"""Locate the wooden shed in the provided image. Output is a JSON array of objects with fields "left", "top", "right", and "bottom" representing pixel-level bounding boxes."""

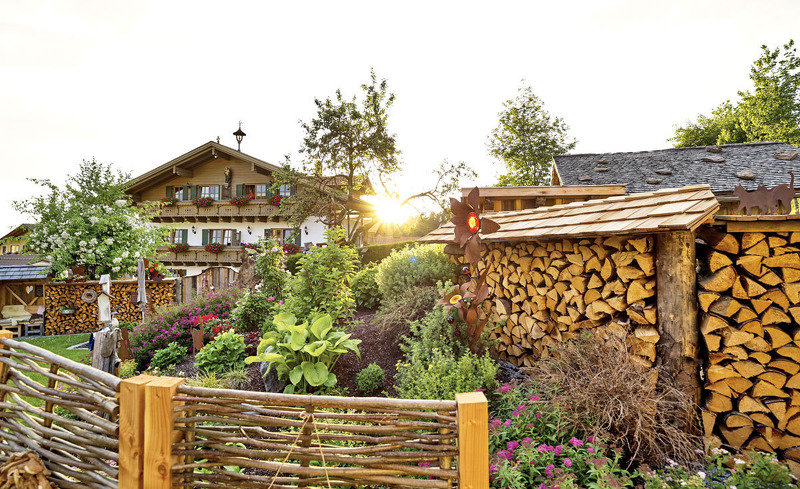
[
  {"left": 0, "top": 262, "right": 49, "bottom": 336},
  {"left": 421, "top": 184, "right": 719, "bottom": 402}
]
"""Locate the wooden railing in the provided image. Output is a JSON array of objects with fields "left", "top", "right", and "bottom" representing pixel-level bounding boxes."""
[
  {"left": 119, "top": 376, "right": 489, "bottom": 489},
  {"left": 157, "top": 246, "right": 242, "bottom": 266},
  {"left": 154, "top": 201, "right": 283, "bottom": 223}
]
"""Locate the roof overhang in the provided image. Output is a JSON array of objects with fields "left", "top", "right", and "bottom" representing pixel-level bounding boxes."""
[
  {"left": 422, "top": 185, "right": 719, "bottom": 244},
  {"left": 460, "top": 185, "right": 626, "bottom": 199}
]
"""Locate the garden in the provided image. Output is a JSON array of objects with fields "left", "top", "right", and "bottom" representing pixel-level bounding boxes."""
[{"left": 119, "top": 226, "right": 799, "bottom": 488}]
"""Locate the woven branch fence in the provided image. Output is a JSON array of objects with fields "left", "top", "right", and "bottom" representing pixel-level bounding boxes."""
[{"left": 0, "top": 332, "right": 121, "bottom": 489}]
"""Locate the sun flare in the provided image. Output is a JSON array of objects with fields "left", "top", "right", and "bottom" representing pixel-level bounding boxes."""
[{"left": 364, "top": 195, "right": 412, "bottom": 225}]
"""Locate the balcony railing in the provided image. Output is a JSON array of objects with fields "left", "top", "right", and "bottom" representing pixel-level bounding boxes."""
[
  {"left": 152, "top": 201, "right": 286, "bottom": 223},
  {"left": 157, "top": 246, "right": 243, "bottom": 266}
]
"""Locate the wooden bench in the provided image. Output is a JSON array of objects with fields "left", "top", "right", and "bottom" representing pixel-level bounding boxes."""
[{"left": 0, "top": 305, "right": 30, "bottom": 338}]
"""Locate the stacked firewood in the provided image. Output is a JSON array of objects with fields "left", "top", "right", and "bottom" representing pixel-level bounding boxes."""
[
  {"left": 469, "top": 236, "right": 659, "bottom": 368},
  {"left": 45, "top": 281, "right": 175, "bottom": 335},
  {"left": 698, "top": 228, "right": 800, "bottom": 462}
]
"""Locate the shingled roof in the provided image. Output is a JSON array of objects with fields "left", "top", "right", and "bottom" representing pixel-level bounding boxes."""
[
  {"left": 420, "top": 185, "right": 718, "bottom": 243},
  {"left": 553, "top": 142, "right": 800, "bottom": 195},
  {"left": 0, "top": 265, "right": 49, "bottom": 281}
]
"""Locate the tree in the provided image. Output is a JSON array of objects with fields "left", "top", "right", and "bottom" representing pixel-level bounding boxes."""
[
  {"left": 13, "top": 159, "right": 167, "bottom": 280},
  {"left": 671, "top": 40, "right": 800, "bottom": 147},
  {"left": 488, "top": 84, "right": 577, "bottom": 186}
]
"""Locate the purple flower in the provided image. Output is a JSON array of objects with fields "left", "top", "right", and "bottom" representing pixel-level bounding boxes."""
[
  {"left": 529, "top": 395, "right": 540, "bottom": 401},
  {"left": 569, "top": 437, "right": 584, "bottom": 447},
  {"left": 497, "top": 384, "right": 512, "bottom": 392},
  {"left": 490, "top": 419, "right": 502, "bottom": 428},
  {"left": 503, "top": 419, "right": 512, "bottom": 428},
  {"left": 536, "top": 413, "right": 542, "bottom": 419},
  {"left": 537, "top": 444, "right": 549, "bottom": 452},
  {"left": 538, "top": 484, "right": 547, "bottom": 489},
  {"left": 587, "top": 435, "right": 596, "bottom": 442},
  {"left": 521, "top": 437, "right": 532, "bottom": 445},
  {"left": 563, "top": 458, "right": 573, "bottom": 468},
  {"left": 489, "top": 465, "right": 499, "bottom": 473},
  {"left": 553, "top": 445, "right": 563, "bottom": 456},
  {"left": 544, "top": 464, "right": 554, "bottom": 477},
  {"left": 507, "top": 441, "right": 519, "bottom": 451}
]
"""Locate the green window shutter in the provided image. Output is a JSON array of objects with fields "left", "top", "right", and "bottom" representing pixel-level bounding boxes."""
[
  {"left": 265, "top": 229, "right": 272, "bottom": 238},
  {"left": 235, "top": 184, "right": 243, "bottom": 197},
  {"left": 181, "top": 229, "right": 188, "bottom": 244},
  {"left": 183, "top": 185, "right": 190, "bottom": 201},
  {"left": 190, "top": 186, "right": 198, "bottom": 200},
  {"left": 294, "top": 233, "right": 301, "bottom": 247},
  {"left": 201, "top": 229, "right": 209, "bottom": 246},
  {"left": 165, "top": 186, "right": 173, "bottom": 198},
  {"left": 265, "top": 185, "right": 273, "bottom": 198}
]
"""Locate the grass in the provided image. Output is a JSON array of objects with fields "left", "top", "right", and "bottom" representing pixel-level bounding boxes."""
[{"left": 13, "top": 333, "right": 90, "bottom": 407}]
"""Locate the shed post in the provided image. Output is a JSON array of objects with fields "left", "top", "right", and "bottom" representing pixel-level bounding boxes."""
[{"left": 655, "top": 230, "right": 701, "bottom": 404}]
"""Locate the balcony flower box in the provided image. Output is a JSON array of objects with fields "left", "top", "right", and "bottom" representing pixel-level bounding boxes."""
[
  {"left": 161, "top": 197, "right": 178, "bottom": 207},
  {"left": 204, "top": 243, "right": 225, "bottom": 254},
  {"left": 168, "top": 243, "right": 190, "bottom": 253},
  {"left": 193, "top": 197, "right": 215, "bottom": 208},
  {"left": 230, "top": 196, "right": 251, "bottom": 207}
]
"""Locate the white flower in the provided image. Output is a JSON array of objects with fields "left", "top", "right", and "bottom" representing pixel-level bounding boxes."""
[
  {"left": 112, "top": 266, "right": 120, "bottom": 272},
  {"left": 61, "top": 231, "right": 69, "bottom": 238},
  {"left": 271, "top": 247, "right": 278, "bottom": 252},
  {"left": 105, "top": 238, "right": 114, "bottom": 245},
  {"left": 89, "top": 216, "right": 99, "bottom": 224},
  {"left": 113, "top": 257, "right": 122, "bottom": 264},
  {"left": 89, "top": 238, "right": 98, "bottom": 246},
  {"left": 115, "top": 199, "right": 127, "bottom": 207},
  {"left": 734, "top": 458, "right": 745, "bottom": 465},
  {"left": 79, "top": 240, "right": 87, "bottom": 247},
  {"left": 122, "top": 251, "right": 130, "bottom": 258},
  {"left": 697, "top": 471, "right": 705, "bottom": 479},
  {"left": 134, "top": 251, "right": 140, "bottom": 258}
]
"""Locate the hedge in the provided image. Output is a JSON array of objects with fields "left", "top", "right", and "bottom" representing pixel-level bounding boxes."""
[{"left": 357, "top": 240, "right": 418, "bottom": 265}]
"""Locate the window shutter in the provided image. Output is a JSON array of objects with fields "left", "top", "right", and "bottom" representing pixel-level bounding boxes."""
[
  {"left": 165, "top": 186, "right": 173, "bottom": 198},
  {"left": 231, "top": 230, "right": 241, "bottom": 246},
  {"left": 201, "top": 229, "right": 209, "bottom": 246},
  {"left": 294, "top": 233, "right": 301, "bottom": 247},
  {"left": 235, "top": 184, "right": 243, "bottom": 197},
  {"left": 181, "top": 229, "right": 188, "bottom": 244},
  {"left": 265, "top": 229, "right": 272, "bottom": 238},
  {"left": 265, "top": 185, "right": 273, "bottom": 198},
  {"left": 290, "top": 184, "right": 297, "bottom": 196},
  {"left": 190, "top": 186, "right": 198, "bottom": 200},
  {"left": 183, "top": 185, "right": 190, "bottom": 201}
]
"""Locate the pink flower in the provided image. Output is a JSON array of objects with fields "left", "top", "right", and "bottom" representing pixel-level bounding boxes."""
[
  {"left": 489, "top": 465, "right": 499, "bottom": 473},
  {"left": 498, "top": 384, "right": 512, "bottom": 392},
  {"left": 503, "top": 419, "right": 512, "bottom": 428},
  {"left": 490, "top": 419, "right": 502, "bottom": 428},
  {"left": 521, "top": 437, "right": 533, "bottom": 445},
  {"left": 544, "top": 463, "right": 554, "bottom": 477},
  {"left": 536, "top": 412, "right": 542, "bottom": 419},
  {"left": 569, "top": 437, "right": 584, "bottom": 447},
  {"left": 587, "top": 447, "right": 595, "bottom": 453},
  {"left": 553, "top": 445, "right": 563, "bottom": 456},
  {"left": 563, "top": 457, "right": 573, "bottom": 468},
  {"left": 507, "top": 441, "right": 519, "bottom": 451},
  {"left": 587, "top": 435, "right": 596, "bottom": 442},
  {"left": 529, "top": 395, "right": 540, "bottom": 401}
]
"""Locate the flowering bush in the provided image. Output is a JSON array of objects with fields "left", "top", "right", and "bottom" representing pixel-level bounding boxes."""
[
  {"left": 161, "top": 197, "right": 178, "bottom": 206},
  {"left": 283, "top": 242, "right": 300, "bottom": 254},
  {"left": 642, "top": 447, "right": 796, "bottom": 488},
  {"left": 230, "top": 196, "right": 251, "bottom": 206},
  {"left": 488, "top": 382, "right": 633, "bottom": 488},
  {"left": 252, "top": 238, "right": 288, "bottom": 300},
  {"left": 13, "top": 159, "right": 166, "bottom": 279},
  {"left": 193, "top": 197, "right": 215, "bottom": 207},
  {"left": 268, "top": 195, "right": 282, "bottom": 206},
  {"left": 241, "top": 242, "right": 262, "bottom": 252},
  {"left": 168, "top": 243, "right": 190, "bottom": 253},
  {"left": 204, "top": 243, "right": 225, "bottom": 253},
  {"left": 130, "top": 289, "right": 242, "bottom": 370}
]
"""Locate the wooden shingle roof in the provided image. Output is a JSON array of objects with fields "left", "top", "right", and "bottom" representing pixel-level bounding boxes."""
[{"left": 420, "top": 185, "right": 718, "bottom": 243}]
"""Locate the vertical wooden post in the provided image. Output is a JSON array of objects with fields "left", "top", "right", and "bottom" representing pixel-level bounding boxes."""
[
  {"left": 656, "top": 231, "right": 701, "bottom": 405},
  {"left": 143, "top": 377, "right": 184, "bottom": 489},
  {"left": 438, "top": 410, "right": 453, "bottom": 486},
  {"left": 455, "top": 391, "right": 488, "bottom": 489},
  {"left": 119, "top": 375, "right": 154, "bottom": 489}
]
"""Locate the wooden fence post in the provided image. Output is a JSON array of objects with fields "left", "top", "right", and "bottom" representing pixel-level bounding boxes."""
[
  {"left": 455, "top": 391, "right": 488, "bottom": 489},
  {"left": 144, "top": 377, "right": 185, "bottom": 489},
  {"left": 119, "top": 375, "right": 154, "bottom": 489}
]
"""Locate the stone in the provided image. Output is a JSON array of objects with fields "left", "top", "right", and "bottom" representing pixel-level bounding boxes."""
[
  {"left": 655, "top": 168, "right": 673, "bottom": 175},
  {"left": 706, "top": 146, "right": 722, "bottom": 153},
  {"left": 596, "top": 159, "right": 608, "bottom": 164},
  {"left": 578, "top": 175, "right": 593, "bottom": 182},
  {"left": 775, "top": 150, "right": 799, "bottom": 161},
  {"left": 497, "top": 360, "right": 525, "bottom": 383},
  {"left": 595, "top": 167, "right": 609, "bottom": 172},
  {"left": 701, "top": 156, "right": 725, "bottom": 163},
  {"left": 736, "top": 170, "right": 754, "bottom": 180},
  {"left": 259, "top": 360, "right": 287, "bottom": 393},
  {"left": 646, "top": 178, "right": 663, "bottom": 185}
]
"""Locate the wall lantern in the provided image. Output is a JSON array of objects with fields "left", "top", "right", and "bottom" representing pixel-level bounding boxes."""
[
  {"left": 191, "top": 226, "right": 196, "bottom": 234},
  {"left": 247, "top": 226, "right": 252, "bottom": 235},
  {"left": 304, "top": 226, "right": 309, "bottom": 235}
]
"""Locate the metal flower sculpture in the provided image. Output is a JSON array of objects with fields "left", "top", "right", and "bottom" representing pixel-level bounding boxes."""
[
  {"left": 451, "top": 187, "right": 500, "bottom": 269},
  {"left": 438, "top": 271, "right": 493, "bottom": 353}
]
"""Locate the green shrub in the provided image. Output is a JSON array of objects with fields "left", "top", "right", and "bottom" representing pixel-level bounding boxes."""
[
  {"left": 186, "top": 371, "right": 227, "bottom": 389},
  {"left": 375, "top": 244, "right": 455, "bottom": 298},
  {"left": 283, "top": 227, "right": 359, "bottom": 321},
  {"left": 351, "top": 265, "right": 381, "bottom": 309},
  {"left": 285, "top": 253, "right": 303, "bottom": 275},
  {"left": 395, "top": 349, "right": 497, "bottom": 400},
  {"left": 373, "top": 285, "right": 440, "bottom": 334},
  {"left": 194, "top": 330, "right": 247, "bottom": 374},
  {"left": 400, "top": 304, "right": 472, "bottom": 364},
  {"left": 357, "top": 240, "right": 417, "bottom": 265},
  {"left": 246, "top": 312, "right": 361, "bottom": 394},
  {"left": 149, "top": 342, "right": 187, "bottom": 371},
  {"left": 118, "top": 359, "right": 138, "bottom": 379},
  {"left": 253, "top": 237, "right": 288, "bottom": 299},
  {"left": 221, "top": 366, "right": 250, "bottom": 390},
  {"left": 356, "top": 363, "right": 385, "bottom": 395},
  {"left": 230, "top": 288, "right": 280, "bottom": 332}
]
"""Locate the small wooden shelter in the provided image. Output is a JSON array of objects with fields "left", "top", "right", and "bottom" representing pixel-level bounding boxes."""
[{"left": 0, "top": 262, "right": 48, "bottom": 336}]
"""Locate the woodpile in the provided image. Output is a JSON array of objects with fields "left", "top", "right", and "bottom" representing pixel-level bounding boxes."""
[
  {"left": 698, "top": 228, "right": 800, "bottom": 463},
  {"left": 0, "top": 451, "right": 55, "bottom": 489},
  {"left": 471, "top": 236, "right": 659, "bottom": 368},
  {"left": 44, "top": 280, "right": 175, "bottom": 335}
]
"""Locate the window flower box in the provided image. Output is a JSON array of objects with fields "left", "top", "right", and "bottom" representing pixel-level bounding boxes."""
[
  {"left": 160, "top": 197, "right": 178, "bottom": 207},
  {"left": 204, "top": 243, "right": 225, "bottom": 254},
  {"left": 230, "top": 196, "right": 251, "bottom": 207},
  {"left": 168, "top": 243, "right": 190, "bottom": 253},
  {"left": 193, "top": 197, "right": 215, "bottom": 208}
]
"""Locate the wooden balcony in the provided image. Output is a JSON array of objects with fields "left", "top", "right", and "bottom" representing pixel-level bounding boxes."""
[
  {"left": 152, "top": 201, "right": 286, "bottom": 223},
  {"left": 157, "top": 246, "right": 243, "bottom": 267}
]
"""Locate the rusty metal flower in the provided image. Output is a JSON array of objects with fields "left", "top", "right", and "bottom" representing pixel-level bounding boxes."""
[
  {"left": 437, "top": 272, "right": 493, "bottom": 353},
  {"left": 451, "top": 187, "right": 499, "bottom": 268}
]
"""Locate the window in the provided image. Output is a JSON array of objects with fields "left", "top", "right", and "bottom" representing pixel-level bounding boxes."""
[
  {"left": 200, "top": 186, "right": 220, "bottom": 200},
  {"left": 174, "top": 187, "right": 184, "bottom": 201},
  {"left": 8, "top": 245, "right": 20, "bottom": 254},
  {"left": 279, "top": 184, "right": 293, "bottom": 197},
  {"left": 1, "top": 246, "right": 5, "bottom": 254},
  {"left": 172, "top": 230, "right": 185, "bottom": 244},
  {"left": 209, "top": 229, "right": 232, "bottom": 245},
  {"left": 282, "top": 229, "right": 293, "bottom": 243},
  {"left": 255, "top": 184, "right": 268, "bottom": 198}
]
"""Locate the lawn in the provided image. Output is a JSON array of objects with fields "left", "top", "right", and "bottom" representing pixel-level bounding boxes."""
[{"left": 14, "top": 333, "right": 90, "bottom": 407}]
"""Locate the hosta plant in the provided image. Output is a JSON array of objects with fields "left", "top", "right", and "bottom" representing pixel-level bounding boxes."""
[{"left": 246, "top": 312, "right": 361, "bottom": 394}]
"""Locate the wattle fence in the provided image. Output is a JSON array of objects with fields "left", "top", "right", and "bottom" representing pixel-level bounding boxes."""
[{"left": 0, "top": 331, "right": 489, "bottom": 489}]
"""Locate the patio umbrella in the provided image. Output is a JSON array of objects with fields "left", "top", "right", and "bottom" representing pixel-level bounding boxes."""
[{"left": 137, "top": 257, "right": 148, "bottom": 321}]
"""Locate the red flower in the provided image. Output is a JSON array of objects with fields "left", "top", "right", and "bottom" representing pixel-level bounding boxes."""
[{"left": 450, "top": 187, "right": 499, "bottom": 268}]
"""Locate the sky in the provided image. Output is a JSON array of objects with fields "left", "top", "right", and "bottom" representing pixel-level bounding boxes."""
[{"left": 2, "top": 0, "right": 799, "bottom": 234}]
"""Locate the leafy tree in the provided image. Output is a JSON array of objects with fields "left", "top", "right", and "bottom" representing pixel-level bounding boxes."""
[
  {"left": 488, "top": 84, "right": 577, "bottom": 186},
  {"left": 672, "top": 40, "right": 800, "bottom": 147},
  {"left": 13, "top": 159, "right": 166, "bottom": 279}
]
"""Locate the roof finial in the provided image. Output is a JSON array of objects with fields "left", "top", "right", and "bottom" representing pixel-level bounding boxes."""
[{"left": 233, "top": 121, "right": 246, "bottom": 151}]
